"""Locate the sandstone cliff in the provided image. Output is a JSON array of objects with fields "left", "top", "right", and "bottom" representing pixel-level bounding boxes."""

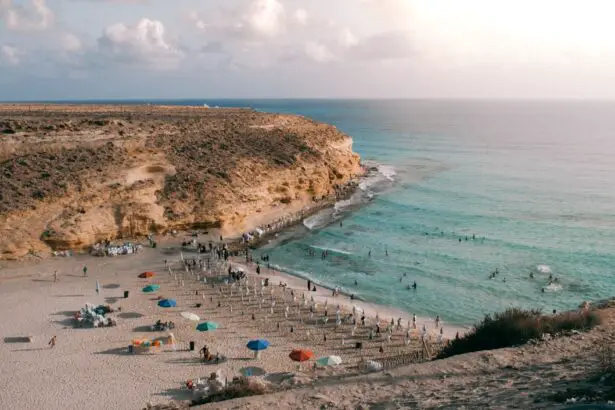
[{"left": 0, "top": 104, "right": 362, "bottom": 259}]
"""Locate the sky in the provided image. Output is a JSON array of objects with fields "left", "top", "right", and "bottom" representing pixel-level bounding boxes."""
[{"left": 2, "top": 0, "right": 615, "bottom": 100}]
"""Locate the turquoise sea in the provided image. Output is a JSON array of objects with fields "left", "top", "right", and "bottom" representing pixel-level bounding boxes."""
[{"left": 57, "top": 99, "right": 615, "bottom": 325}]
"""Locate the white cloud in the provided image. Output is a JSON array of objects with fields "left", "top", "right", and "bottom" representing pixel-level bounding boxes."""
[
  {"left": 59, "top": 32, "right": 82, "bottom": 53},
  {"left": 345, "top": 30, "right": 414, "bottom": 61},
  {"left": 304, "top": 41, "right": 334, "bottom": 63},
  {"left": 97, "top": 18, "right": 184, "bottom": 70},
  {"left": 1, "top": 44, "right": 21, "bottom": 66},
  {"left": 293, "top": 8, "right": 308, "bottom": 26},
  {"left": 241, "top": 0, "right": 285, "bottom": 38},
  {"left": 2, "top": 0, "right": 54, "bottom": 31},
  {"left": 339, "top": 28, "right": 358, "bottom": 48}
]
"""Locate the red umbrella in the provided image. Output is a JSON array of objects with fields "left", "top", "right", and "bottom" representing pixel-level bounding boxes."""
[
  {"left": 289, "top": 349, "right": 314, "bottom": 362},
  {"left": 139, "top": 271, "right": 155, "bottom": 278}
]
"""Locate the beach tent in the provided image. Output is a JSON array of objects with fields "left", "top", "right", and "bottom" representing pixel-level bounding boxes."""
[
  {"left": 142, "top": 285, "right": 160, "bottom": 293},
  {"left": 180, "top": 312, "right": 200, "bottom": 322},
  {"left": 246, "top": 339, "right": 269, "bottom": 351},
  {"left": 316, "top": 355, "right": 342, "bottom": 366},
  {"left": 289, "top": 349, "right": 314, "bottom": 362},
  {"left": 139, "top": 271, "right": 155, "bottom": 279},
  {"left": 158, "top": 299, "right": 176, "bottom": 308},
  {"left": 196, "top": 322, "right": 219, "bottom": 332}
]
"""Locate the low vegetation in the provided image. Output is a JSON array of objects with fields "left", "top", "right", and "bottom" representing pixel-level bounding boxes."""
[{"left": 437, "top": 308, "right": 601, "bottom": 359}]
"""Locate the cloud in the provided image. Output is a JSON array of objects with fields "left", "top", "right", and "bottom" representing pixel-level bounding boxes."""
[
  {"left": 1, "top": 44, "right": 21, "bottom": 66},
  {"left": 59, "top": 32, "right": 82, "bottom": 53},
  {"left": 96, "top": 18, "right": 184, "bottom": 70},
  {"left": 2, "top": 0, "right": 54, "bottom": 31},
  {"left": 345, "top": 30, "right": 414, "bottom": 61},
  {"left": 304, "top": 41, "right": 334, "bottom": 63},
  {"left": 242, "top": 0, "right": 285, "bottom": 37},
  {"left": 190, "top": 0, "right": 286, "bottom": 41},
  {"left": 293, "top": 8, "right": 308, "bottom": 26},
  {"left": 339, "top": 28, "right": 358, "bottom": 48}
]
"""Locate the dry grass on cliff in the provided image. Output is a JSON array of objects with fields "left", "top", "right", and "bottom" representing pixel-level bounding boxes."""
[{"left": 437, "top": 308, "right": 601, "bottom": 359}]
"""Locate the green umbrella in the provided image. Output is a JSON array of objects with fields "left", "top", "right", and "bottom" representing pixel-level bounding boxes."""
[
  {"left": 316, "top": 355, "right": 342, "bottom": 366},
  {"left": 142, "top": 284, "right": 160, "bottom": 293},
  {"left": 196, "top": 322, "right": 219, "bottom": 332}
]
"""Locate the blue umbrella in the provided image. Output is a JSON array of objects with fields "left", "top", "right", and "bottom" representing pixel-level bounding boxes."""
[
  {"left": 246, "top": 339, "right": 269, "bottom": 351},
  {"left": 158, "top": 299, "right": 176, "bottom": 308}
]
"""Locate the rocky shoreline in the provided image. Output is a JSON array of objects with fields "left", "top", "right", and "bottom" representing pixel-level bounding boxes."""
[{"left": 226, "top": 177, "right": 362, "bottom": 252}]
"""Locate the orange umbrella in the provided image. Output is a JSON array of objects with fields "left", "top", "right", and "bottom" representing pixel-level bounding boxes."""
[
  {"left": 139, "top": 271, "right": 155, "bottom": 278},
  {"left": 289, "top": 349, "right": 314, "bottom": 362}
]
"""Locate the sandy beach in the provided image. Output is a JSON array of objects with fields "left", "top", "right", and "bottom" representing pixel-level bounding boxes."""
[{"left": 0, "top": 237, "right": 457, "bottom": 410}]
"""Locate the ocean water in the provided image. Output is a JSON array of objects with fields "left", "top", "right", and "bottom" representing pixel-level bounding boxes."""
[{"left": 58, "top": 99, "right": 615, "bottom": 325}]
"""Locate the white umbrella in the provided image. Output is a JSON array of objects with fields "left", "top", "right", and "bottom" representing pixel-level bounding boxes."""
[
  {"left": 180, "top": 312, "right": 200, "bottom": 322},
  {"left": 316, "top": 355, "right": 342, "bottom": 366}
]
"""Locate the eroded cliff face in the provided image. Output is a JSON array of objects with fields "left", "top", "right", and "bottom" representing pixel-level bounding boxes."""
[{"left": 0, "top": 105, "right": 362, "bottom": 259}]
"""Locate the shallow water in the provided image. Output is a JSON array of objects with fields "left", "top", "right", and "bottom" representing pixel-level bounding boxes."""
[{"left": 68, "top": 99, "right": 615, "bottom": 326}]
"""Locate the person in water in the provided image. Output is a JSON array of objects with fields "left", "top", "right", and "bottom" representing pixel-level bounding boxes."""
[{"left": 412, "top": 281, "right": 417, "bottom": 289}]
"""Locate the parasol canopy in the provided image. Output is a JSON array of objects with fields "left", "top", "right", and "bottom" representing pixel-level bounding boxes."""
[
  {"left": 316, "top": 355, "right": 342, "bottom": 366},
  {"left": 180, "top": 312, "right": 200, "bottom": 321},
  {"left": 142, "top": 284, "right": 160, "bottom": 293},
  {"left": 289, "top": 349, "right": 314, "bottom": 362},
  {"left": 158, "top": 299, "right": 176, "bottom": 308},
  {"left": 139, "top": 271, "right": 155, "bottom": 279},
  {"left": 196, "top": 322, "right": 219, "bottom": 332},
  {"left": 246, "top": 339, "right": 269, "bottom": 351}
]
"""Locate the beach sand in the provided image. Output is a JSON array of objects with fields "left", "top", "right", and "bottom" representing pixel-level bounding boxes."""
[{"left": 0, "top": 238, "right": 459, "bottom": 410}]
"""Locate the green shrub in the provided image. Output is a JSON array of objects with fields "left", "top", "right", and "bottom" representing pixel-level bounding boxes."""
[{"left": 437, "top": 308, "right": 601, "bottom": 359}]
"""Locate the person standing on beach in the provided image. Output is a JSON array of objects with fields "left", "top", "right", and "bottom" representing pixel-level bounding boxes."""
[
  {"left": 48, "top": 336, "right": 57, "bottom": 348},
  {"left": 83, "top": 265, "right": 88, "bottom": 277},
  {"left": 53, "top": 270, "right": 58, "bottom": 283},
  {"left": 412, "top": 314, "right": 417, "bottom": 329},
  {"left": 307, "top": 279, "right": 311, "bottom": 291},
  {"left": 435, "top": 315, "right": 440, "bottom": 328}
]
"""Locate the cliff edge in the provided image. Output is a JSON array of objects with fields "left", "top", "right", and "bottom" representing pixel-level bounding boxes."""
[{"left": 0, "top": 104, "right": 362, "bottom": 259}]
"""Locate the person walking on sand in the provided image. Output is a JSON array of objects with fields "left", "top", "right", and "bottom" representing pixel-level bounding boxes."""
[
  {"left": 53, "top": 270, "right": 58, "bottom": 283},
  {"left": 48, "top": 336, "right": 57, "bottom": 348},
  {"left": 435, "top": 315, "right": 440, "bottom": 328},
  {"left": 83, "top": 265, "right": 88, "bottom": 277}
]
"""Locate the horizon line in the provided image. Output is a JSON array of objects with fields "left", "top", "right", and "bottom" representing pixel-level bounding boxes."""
[{"left": 2, "top": 96, "right": 615, "bottom": 103}]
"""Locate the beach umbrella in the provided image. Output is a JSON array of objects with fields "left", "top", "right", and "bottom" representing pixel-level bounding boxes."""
[
  {"left": 158, "top": 299, "right": 176, "bottom": 308},
  {"left": 246, "top": 339, "right": 269, "bottom": 351},
  {"left": 180, "top": 312, "right": 200, "bottom": 322},
  {"left": 316, "top": 355, "right": 342, "bottom": 367},
  {"left": 139, "top": 271, "right": 155, "bottom": 279},
  {"left": 142, "top": 284, "right": 160, "bottom": 293},
  {"left": 196, "top": 321, "right": 219, "bottom": 332},
  {"left": 289, "top": 349, "right": 314, "bottom": 362}
]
